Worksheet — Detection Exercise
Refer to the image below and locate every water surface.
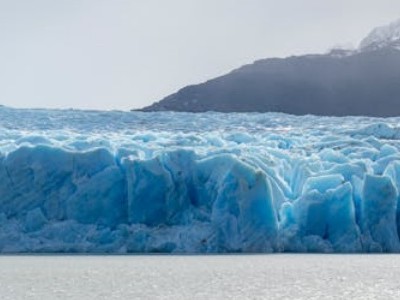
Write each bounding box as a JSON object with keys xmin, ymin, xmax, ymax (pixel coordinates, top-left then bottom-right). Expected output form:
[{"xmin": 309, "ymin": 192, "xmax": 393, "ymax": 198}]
[{"xmin": 0, "ymin": 255, "xmax": 399, "ymax": 299}]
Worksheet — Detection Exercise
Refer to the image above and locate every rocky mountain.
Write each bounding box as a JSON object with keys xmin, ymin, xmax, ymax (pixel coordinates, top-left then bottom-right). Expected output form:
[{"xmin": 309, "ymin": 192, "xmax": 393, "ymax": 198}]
[
  {"xmin": 140, "ymin": 19, "xmax": 400, "ymax": 117},
  {"xmin": 360, "ymin": 18, "xmax": 400, "ymax": 51}
]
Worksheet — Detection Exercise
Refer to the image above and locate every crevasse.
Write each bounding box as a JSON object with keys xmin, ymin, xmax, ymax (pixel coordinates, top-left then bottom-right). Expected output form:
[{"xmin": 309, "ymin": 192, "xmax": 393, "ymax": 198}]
[{"xmin": 1, "ymin": 107, "xmax": 400, "ymax": 253}]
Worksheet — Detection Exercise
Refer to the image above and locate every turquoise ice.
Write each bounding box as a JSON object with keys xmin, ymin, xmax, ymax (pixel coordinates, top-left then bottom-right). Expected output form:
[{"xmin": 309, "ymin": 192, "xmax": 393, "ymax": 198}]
[{"xmin": 0, "ymin": 106, "xmax": 400, "ymax": 253}]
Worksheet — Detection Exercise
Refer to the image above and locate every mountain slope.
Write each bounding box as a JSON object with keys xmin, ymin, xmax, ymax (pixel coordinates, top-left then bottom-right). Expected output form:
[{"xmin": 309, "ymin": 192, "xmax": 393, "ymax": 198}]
[
  {"xmin": 140, "ymin": 19, "xmax": 400, "ymax": 117},
  {"xmin": 360, "ymin": 18, "xmax": 400, "ymax": 51}
]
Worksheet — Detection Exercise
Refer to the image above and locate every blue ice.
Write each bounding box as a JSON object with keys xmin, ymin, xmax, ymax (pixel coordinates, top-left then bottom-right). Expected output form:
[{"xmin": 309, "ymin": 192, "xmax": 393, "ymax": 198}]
[{"xmin": 0, "ymin": 106, "xmax": 400, "ymax": 253}]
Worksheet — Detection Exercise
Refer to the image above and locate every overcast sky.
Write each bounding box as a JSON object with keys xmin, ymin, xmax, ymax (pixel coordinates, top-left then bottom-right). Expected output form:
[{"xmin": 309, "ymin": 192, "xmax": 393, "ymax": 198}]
[{"xmin": 0, "ymin": 0, "xmax": 399, "ymax": 110}]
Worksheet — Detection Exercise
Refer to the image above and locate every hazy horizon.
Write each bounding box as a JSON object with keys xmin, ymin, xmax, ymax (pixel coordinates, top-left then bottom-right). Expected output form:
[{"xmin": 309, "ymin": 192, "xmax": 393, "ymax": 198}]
[{"xmin": 1, "ymin": 0, "xmax": 400, "ymax": 111}]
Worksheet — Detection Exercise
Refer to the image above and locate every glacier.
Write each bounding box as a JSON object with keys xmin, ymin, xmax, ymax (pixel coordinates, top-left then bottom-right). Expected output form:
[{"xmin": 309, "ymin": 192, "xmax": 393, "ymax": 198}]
[{"xmin": 1, "ymin": 107, "xmax": 400, "ymax": 253}]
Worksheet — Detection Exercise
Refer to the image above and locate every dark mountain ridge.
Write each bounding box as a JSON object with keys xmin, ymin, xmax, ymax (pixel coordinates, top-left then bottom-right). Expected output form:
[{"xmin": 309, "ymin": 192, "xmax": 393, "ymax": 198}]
[{"xmin": 140, "ymin": 19, "xmax": 400, "ymax": 117}]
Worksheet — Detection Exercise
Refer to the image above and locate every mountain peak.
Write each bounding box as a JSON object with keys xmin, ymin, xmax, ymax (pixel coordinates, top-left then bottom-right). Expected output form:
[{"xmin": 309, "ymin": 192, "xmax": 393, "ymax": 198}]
[
  {"xmin": 140, "ymin": 18, "xmax": 400, "ymax": 116},
  {"xmin": 359, "ymin": 18, "xmax": 400, "ymax": 51}
]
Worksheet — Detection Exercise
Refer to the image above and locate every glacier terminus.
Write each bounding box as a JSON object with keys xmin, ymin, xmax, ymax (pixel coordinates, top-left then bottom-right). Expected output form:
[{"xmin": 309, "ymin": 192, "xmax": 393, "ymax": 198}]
[{"xmin": 1, "ymin": 107, "xmax": 400, "ymax": 253}]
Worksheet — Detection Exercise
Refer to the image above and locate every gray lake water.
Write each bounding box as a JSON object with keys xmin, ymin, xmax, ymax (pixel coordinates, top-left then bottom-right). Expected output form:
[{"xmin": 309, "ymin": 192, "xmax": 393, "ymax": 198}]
[{"xmin": 0, "ymin": 255, "xmax": 399, "ymax": 299}]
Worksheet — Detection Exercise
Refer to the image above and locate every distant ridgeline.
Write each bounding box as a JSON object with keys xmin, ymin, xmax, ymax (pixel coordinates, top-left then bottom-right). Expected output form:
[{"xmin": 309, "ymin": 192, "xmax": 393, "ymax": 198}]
[{"xmin": 140, "ymin": 19, "xmax": 400, "ymax": 117}]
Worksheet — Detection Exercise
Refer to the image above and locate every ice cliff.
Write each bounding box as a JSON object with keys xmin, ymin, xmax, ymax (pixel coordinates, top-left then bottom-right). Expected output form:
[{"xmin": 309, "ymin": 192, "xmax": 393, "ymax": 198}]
[{"xmin": 1, "ymin": 107, "xmax": 400, "ymax": 253}]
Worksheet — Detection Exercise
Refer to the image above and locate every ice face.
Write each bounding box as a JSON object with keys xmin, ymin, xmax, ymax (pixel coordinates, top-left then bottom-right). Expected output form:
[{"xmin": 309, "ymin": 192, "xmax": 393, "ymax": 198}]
[{"xmin": 1, "ymin": 107, "xmax": 400, "ymax": 253}]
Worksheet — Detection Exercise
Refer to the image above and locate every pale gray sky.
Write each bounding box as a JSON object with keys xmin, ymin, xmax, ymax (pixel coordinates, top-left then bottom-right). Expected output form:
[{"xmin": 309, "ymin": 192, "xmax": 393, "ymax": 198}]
[{"xmin": 0, "ymin": 0, "xmax": 399, "ymax": 110}]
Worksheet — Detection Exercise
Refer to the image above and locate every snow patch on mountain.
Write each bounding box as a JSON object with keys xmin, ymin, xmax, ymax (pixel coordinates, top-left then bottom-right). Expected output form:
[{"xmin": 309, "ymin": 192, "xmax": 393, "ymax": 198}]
[{"xmin": 360, "ymin": 19, "xmax": 400, "ymax": 51}]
